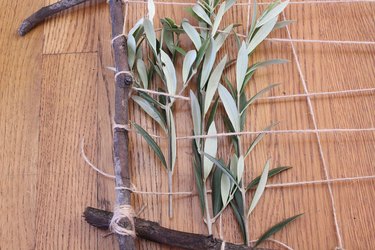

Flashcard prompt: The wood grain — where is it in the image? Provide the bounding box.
[1,0,374,249]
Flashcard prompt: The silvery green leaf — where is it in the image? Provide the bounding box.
[212,2,226,36]
[192,4,212,25]
[247,16,277,54]
[256,0,289,28]
[199,21,208,37]
[193,152,205,214]
[212,167,223,216]
[203,122,217,180]
[168,109,177,171]
[229,154,238,176]
[148,0,155,22]
[183,50,197,84]
[204,55,227,114]
[230,201,247,244]
[200,37,217,89]
[237,155,244,182]
[143,18,157,53]
[248,159,270,216]
[206,97,219,128]
[163,29,175,54]
[241,84,279,112]
[133,122,168,170]
[214,24,233,52]
[218,84,240,132]
[254,214,303,247]
[236,42,248,94]
[196,38,210,66]
[136,59,148,89]
[274,20,294,30]
[182,21,202,50]
[127,35,136,69]
[132,96,167,133]
[172,45,186,56]
[244,123,277,159]
[136,46,143,61]
[225,0,236,11]
[248,0,257,40]
[129,18,144,37]
[160,50,177,96]
[221,174,231,204]
[247,59,288,75]
[190,91,201,148]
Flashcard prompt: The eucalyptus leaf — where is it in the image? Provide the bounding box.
[241,84,279,113]
[225,0,236,11]
[129,18,144,37]
[247,166,292,190]
[254,214,303,247]
[247,59,288,74]
[274,20,294,30]
[237,155,245,182]
[206,97,219,128]
[248,159,270,216]
[143,18,157,53]
[182,21,202,50]
[160,50,177,96]
[200,38,217,89]
[190,91,202,148]
[127,34,136,69]
[133,122,168,170]
[193,139,205,214]
[168,109,177,172]
[230,201,247,244]
[218,84,240,132]
[204,55,227,114]
[136,59,148,89]
[229,154,238,178]
[256,0,289,28]
[204,153,239,187]
[247,16,277,54]
[221,174,231,204]
[212,167,223,216]
[183,50,197,84]
[248,0,257,40]
[132,95,167,133]
[236,42,248,94]
[192,4,212,25]
[212,2,226,36]
[203,122,218,180]
[148,0,155,22]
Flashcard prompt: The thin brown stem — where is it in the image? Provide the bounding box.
[18,0,93,36]
[83,207,271,250]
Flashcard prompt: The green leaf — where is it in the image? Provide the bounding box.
[230,201,247,244]
[241,84,279,113]
[196,38,211,66]
[200,38,217,89]
[204,153,239,188]
[236,42,248,94]
[256,0,289,28]
[212,167,223,216]
[168,109,177,172]
[133,122,167,170]
[203,122,218,180]
[192,140,205,214]
[192,4,212,25]
[225,0,236,11]
[229,154,238,178]
[214,24,233,52]
[143,18,157,53]
[136,59,148,89]
[247,166,292,190]
[247,16,278,54]
[244,123,277,159]
[204,55,227,114]
[248,159,270,216]
[147,0,156,22]
[221,174,231,204]
[182,21,202,50]
[172,45,186,56]
[132,96,167,133]
[160,50,177,96]
[182,50,197,84]
[237,155,245,182]
[248,59,288,74]
[206,97,219,128]
[212,2,226,36]
[190,91,202,148]
[127,35,136,69]
[274,20,294,30]
[128,18,144,37]
[218,84,240,132]
[248,0,257,40]
[254,214,303,247]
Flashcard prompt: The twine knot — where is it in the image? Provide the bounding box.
[109,205,136,237]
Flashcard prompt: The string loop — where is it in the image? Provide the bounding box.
[109,205,136,237]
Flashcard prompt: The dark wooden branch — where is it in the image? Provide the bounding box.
[84,207,268,250]
[107,0,135,249]
[18,0,92,36]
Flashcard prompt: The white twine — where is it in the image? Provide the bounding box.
[111,34,126,45]
[282,11,344,249]
[115,70,132,80]
[109,205,137,237]
[113,123,131,131]
[250,238,294,250]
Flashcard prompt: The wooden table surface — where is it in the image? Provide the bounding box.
[1,0,374,249]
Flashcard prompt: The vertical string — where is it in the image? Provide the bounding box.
[123,0,129,35]
[282,11,344,250]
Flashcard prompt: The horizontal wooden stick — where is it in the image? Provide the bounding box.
[83,207,270,250]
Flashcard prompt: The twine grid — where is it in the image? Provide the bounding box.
[97,0,375,248]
